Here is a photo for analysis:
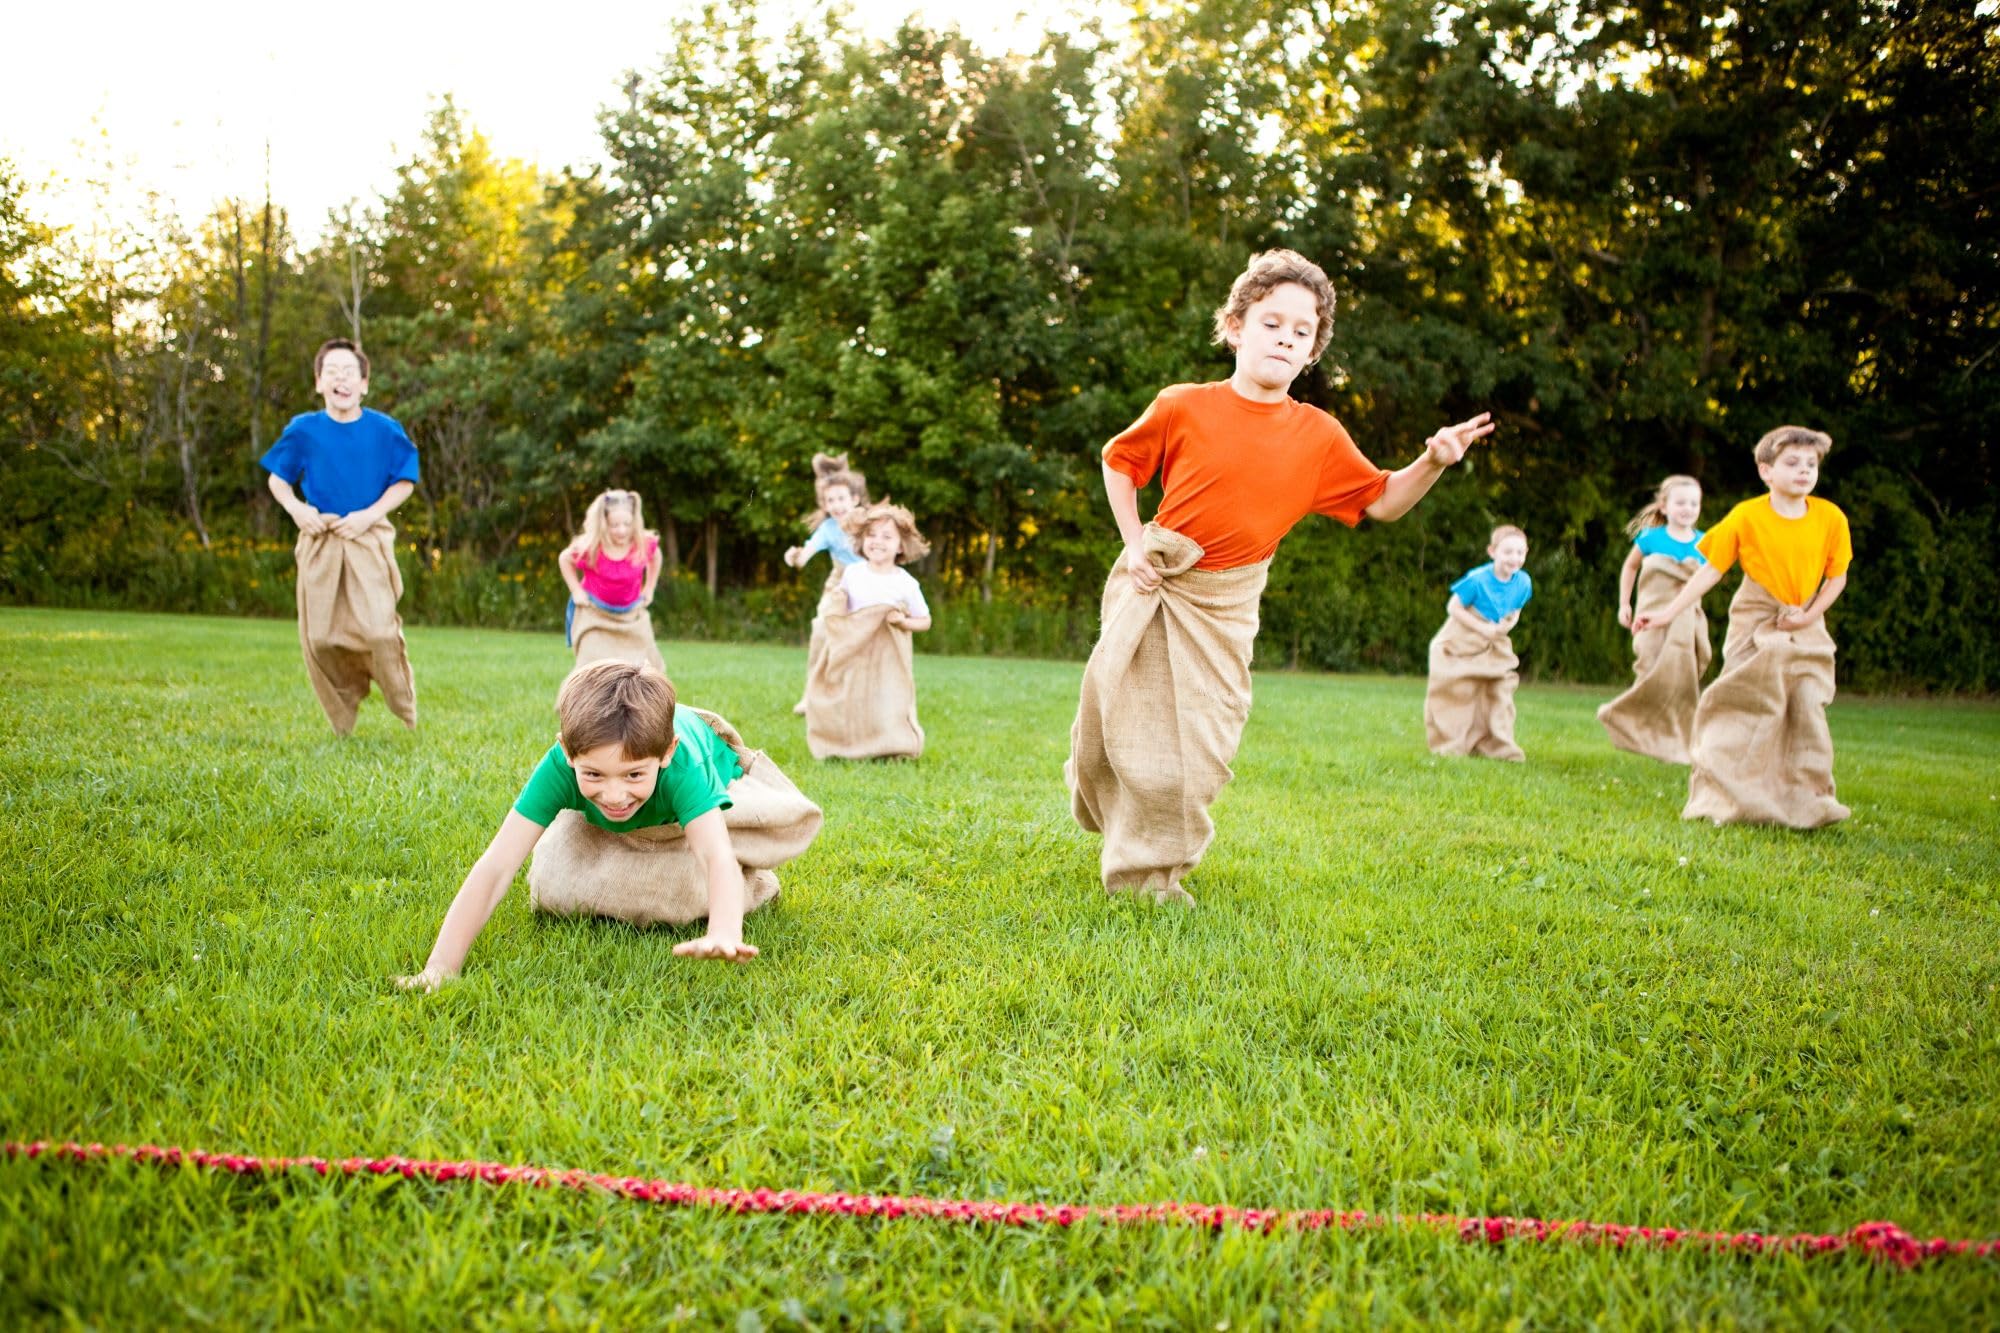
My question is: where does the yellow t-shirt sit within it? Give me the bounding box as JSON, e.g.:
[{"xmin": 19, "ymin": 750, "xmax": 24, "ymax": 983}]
[{"xmin": 1697, "ymin": 495, "xmax": 1853, "ymax": 607}]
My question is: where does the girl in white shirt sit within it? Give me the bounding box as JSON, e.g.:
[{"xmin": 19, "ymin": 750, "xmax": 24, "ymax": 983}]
[{"xmin": 838, "ymin": 502, "xmax": 932, "ymax": 631}]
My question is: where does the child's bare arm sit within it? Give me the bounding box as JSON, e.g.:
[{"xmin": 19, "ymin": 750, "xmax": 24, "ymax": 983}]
[
  {"xmin": 396, "ymin": 811, "xmax": 546, "ymax": 992},
  {"xmin": 1617, "ymin": 547, "xmax": 1643, "ymax": 627},
  {"xmin": 557, "ymin": 545, "xmax": 589, "ymax": 604},
  {"xmin": 267, "ymin": 474, "xmax": 330, "ymax": 535},
  {"xmin": 641, "ymin": 544, "xmax": 663, "ymax": 605},
  {"xmin": 1101, "ymin": 463, "xmax": 1160, "ymax": 591},
  {"xmin": 1777, "ymin": 573, "xmax": 1848, "ymax": 631},
  {"xmin": 331, "ymin": 480, "xmax": 415, "ymax": 540},
  {"xmin": 893, "ymin": 608, "xmax": 933, "ymax": 632},
  {"xmin": 1366, "ymin": 414, "xmax": 1496, "ymax": 521},
  {"xmin": 1632, "ymin": 563, "xmax": 1723, "ymax": 632},
  {"xmin": 673, "ymin": 810, "xmax": 759, "ymax": 962}
]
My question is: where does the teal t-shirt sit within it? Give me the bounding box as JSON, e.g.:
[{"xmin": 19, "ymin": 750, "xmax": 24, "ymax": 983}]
[
  {"xmin": 513, "ymin": 710, "xmax": 743, "ymax": 832},
  {"xmin": 1450, "ymin": 563, "xmax": 1534, "ymax": 624},
  {"xmin": 1633, "ymin": 525, "xmax": 1706, "ymax": 563}
]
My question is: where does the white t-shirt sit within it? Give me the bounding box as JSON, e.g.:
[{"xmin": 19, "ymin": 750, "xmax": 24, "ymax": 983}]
[{"xmin": 841, "ymin": 562, "xmax": 929, "ymax": 617}]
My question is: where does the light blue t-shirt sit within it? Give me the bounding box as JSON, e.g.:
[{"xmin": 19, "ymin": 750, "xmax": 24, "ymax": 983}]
[
  {"xmin": 800, "ymin": 516, "xmax": 862, "ymax": 566},
  {"xmin": 1451, "ymin": 563, "xmax": 1533, "ymax": 624},
  {"xmin": 259, "ymin": 409, "xmax": 420, "ymax": 517},
  {"xmin": 1632, "ymin": 525, "xmax": 1707, "ymax": 563}
]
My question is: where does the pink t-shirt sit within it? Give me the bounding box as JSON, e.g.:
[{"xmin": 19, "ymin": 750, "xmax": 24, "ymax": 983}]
[{"xmin": 577, "ymin": 537, "xmax": 657, "ymax": 605}]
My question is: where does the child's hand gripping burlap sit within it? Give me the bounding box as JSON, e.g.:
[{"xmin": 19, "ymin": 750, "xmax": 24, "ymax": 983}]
[
  {"xmin": 1597, "ymin": 553, "xmax": 1713, "ymax": 764},
  {"xmin": 526, "ymin": 709, "xmax": 824, "ymax": 926},
  {"xmin": 1065, "ymin": 523, "xmax": 1270, "ymax": 905}
]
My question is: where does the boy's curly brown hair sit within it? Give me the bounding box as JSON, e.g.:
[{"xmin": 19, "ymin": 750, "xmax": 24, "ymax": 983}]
[{"xmin": 1211, "ymin": 249, "xmax": 1337, "ymax": 363}]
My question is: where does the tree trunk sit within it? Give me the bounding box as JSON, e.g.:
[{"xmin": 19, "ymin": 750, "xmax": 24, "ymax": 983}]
[
  {"xmin": 663, "ymin": 513, "xmax": 680, "ymax": 571},
  {"xmin": 981, "ymin": 528, "xmax": 997, "ymax": 603},
  {"xmin": 704, "ymin": 516, "xmax": 719, "ymax": 596}
]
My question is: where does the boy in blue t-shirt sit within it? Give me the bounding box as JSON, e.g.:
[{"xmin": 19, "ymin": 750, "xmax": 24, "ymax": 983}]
[
  {"xmin": 1426, "ymin": 524, "xmax": 1533, "ymax": 760},
  {"xmin": 259, "ymin": 338, "xmax": 422, "ymax": 734},
  {"xmin": 398, "ymin": 662, "xmax": 822, "ymax": 989}
]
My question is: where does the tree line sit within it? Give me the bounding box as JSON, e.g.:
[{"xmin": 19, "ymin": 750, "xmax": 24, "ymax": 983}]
[{"xmin": 3, "ymin": 0, "xmax": 1995, "ymax": 689}]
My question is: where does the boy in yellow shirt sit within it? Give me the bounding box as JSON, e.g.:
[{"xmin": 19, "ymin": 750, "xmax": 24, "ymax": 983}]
[{"xmin": 1635, "ymin": 426, "xmax": 1853, "ymax": 827}]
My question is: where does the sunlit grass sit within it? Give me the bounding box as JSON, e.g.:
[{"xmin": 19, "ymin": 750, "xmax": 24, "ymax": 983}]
[{"xmin": 1, "ymin": 607, "xmax": 1995, "ymax": 1326}]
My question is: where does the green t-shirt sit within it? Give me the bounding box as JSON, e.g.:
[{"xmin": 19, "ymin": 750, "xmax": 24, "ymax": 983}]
[{"xmin": 513, "ymin": 710, "xmax": 743, "ymax": 832}]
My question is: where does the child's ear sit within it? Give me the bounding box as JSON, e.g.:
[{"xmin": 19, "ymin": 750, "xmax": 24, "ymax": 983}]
[{"xmin": 1221, "ymin": 315, "xmax": 1243, "ymax": 349}]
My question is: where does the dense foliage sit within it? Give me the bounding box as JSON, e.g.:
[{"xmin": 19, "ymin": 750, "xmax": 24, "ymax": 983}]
[{"xmin": 3, "ymin": 0, "xmax": 1994, "ymax": 688}]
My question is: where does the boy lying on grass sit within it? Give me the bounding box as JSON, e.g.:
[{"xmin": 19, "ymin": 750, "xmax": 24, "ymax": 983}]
[{"xmin": 397, "ymin": 662, "xmax": 808, "ymax": 990}]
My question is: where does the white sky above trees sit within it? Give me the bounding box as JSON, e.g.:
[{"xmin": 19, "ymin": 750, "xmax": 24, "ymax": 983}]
[{"xmin": 3, "ymin": 0, "xmax": 1111, "ymax": 246}]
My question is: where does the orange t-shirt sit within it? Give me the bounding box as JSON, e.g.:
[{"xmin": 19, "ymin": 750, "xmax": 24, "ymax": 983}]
[
  {"xmin": 1697, "ymin": 495, "xmax": 1853, "ymax": 607},
  {"xmin": 1101, "ymin": 381, "xmax": 1390, "ymax": 570}
]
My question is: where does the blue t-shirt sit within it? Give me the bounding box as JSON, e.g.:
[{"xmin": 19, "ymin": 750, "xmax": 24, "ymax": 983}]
[
  {"xmin": 1632, "ymin": 525, "xmax": 1707, "ymax": 563},
  {"xmin": 800, "ymin": 516, "xmax": 862, "ymax": 566},
  {"xmin": 259, "ymin": 409, "xmax": 420, "ymax": 517},
  {"xmin": 1451, "ymin": 563, "xmax": 1534, "ymax": 624}
]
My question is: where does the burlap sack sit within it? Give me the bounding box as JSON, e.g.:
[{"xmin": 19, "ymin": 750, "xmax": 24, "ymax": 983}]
[
  {"xmin": 293, "ymin": 521, "xmax": 417, "ymax": 734},
  {"xmin": 1424, "ymin": 617, "xmax": 1523, "ymax": 761},
  {"xmin": 1065, "ymin": 524, "xmax": 1269, "ymax": 904},
  {"xmin": 1597, "ymin": 554, "xmax": 1713, "ymax": 764},
  {"xmin": 1683, "ymin": 579, "xmax": 1849, "ymax": 828},
  {"xmin": 570, "ymin": 601, "xmax": 665, "ymax": 673},
  {"xmin": 805, "ymin": 597, "xmax": 925, "ymax": 761},
  {"xmin": 795, "ymin": 570, "xmax": 845, "ymax": 715},
  {"xmin": 526, "ymin": 709, "xmax": 824, "ymax": 926}
]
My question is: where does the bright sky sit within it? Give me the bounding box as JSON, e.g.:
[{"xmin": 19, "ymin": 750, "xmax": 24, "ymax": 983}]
[{"xmin": 3, "ymin": 0, "xmax": 1115, "ymax": 247}]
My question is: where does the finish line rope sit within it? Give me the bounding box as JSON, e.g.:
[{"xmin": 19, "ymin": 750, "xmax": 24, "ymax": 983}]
[{"xmin": 8, "ymin": 1140, "xmax": 1996, "ymax": 1269}]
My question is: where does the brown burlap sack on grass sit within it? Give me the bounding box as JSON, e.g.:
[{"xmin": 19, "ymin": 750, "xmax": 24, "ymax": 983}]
[
  {"xmin": 1683, "ymin": 579, "xmax": 1849, "ymax": 829},
  {"xmin": 794, "ymin": 571, "xmax": 846, "ymax": 715},
  {"xmin": 294, "ymin": 522, "xmax": 417, "ymax": 735},
  {"xmin": 571, "ymin": 602, "xmax": 665, "ymax": 673},
  {"xmin": 1065, "ymin": 523, "xmax": 1269, "ymax": 905},
  {"xmin": 805, "ymin": 601, "xmax": 924, "ymax": 760},
  {"xmin": 527, "ymin": 709, "xmax": 824, "ymax": 926},
  {"xmin": 1597, "ymin": 554, "xmax": 1712, "ymax": 765},
  {"xmin": 1424, "ymin": 617, "xmax": 1523, "ymax": 761}
]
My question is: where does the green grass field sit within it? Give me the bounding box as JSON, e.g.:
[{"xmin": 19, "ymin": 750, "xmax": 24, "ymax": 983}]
[{"xmin": 2, "ymin": 606, "xmax": 1996, "ymax": 1327}]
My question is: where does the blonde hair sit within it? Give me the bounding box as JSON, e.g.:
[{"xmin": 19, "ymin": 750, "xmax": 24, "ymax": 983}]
[
  {"xmin": 804, "ymin": 452, "xmax": 868, "ymax": 529},
  {"xmin": 1624, "ymin": 475, "xmax": 1702, "ymax": 537},
  {"xmin": 1488, "ymin": 524, "xmax": 1528, "ymax": 550},
  {"xmin": 556, "ymin": 660, "xmax": 677, "ymax": 759},
  {"xmin": 1212, "ymin": 249, "xmax": 1337, "ymax": 363},
  {"xmin": 841, "ymin": 500, "xmax": 931, "ymax": 564},
  {"xmin": 572, "ymin": 490, "xmax": 656, "ymax": 567},
  {"xmin": 1754, "ymin": 425, "xmax": 1833, "ymax": 466}
]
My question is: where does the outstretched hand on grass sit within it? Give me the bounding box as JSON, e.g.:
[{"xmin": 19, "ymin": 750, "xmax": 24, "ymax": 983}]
[
  {"xmin": 394, "ymin": 966, "xmax": 452, "ymax": 994},
  {"xmin": 1423, "ymin": 413, "xmax": 1496, "ymax": 467},
  {"xmin": 673, "ymin": 935, "xmax": 760, "ymax": 962}
]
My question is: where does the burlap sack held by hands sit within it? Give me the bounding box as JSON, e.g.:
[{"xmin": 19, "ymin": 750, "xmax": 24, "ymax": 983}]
[
  {"xmin": 1683, "ymin": 579, "xmax": 1849, "ymax": 829},
  {"xmin": 805, "ymin": 600, "xmax": 925, "ymax": 760},
  {"xmin": 1065, "ymin": 524, "xmax": 1269, "ymax": 904},
  {"xmin": 526, "ymin": 709, "xmax": 824, "ymax": 927},
  {"xmin": 1597, "ymin": 554, "xmax": 1712, "ymax": 764},
  {"xmin": 570, "ymin": 602, "xmax": 665, "ymax": 673},
  {"xmin": 294, "ymin": 521, "xmax": 417, "ymax": 734},
  {"xmin": 1424, "ymin": 617, "xmax": 1523, "ymax": 761}
]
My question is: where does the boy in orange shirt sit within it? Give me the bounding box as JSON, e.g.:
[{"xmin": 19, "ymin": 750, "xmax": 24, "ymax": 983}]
[
  {"xmin": 1066, "ymin": 249, "xmax": 1495, "ymax": 903},
  {"xmin": 1635, "ymin": 426, "xmax": 1853, "ymax": 827}
]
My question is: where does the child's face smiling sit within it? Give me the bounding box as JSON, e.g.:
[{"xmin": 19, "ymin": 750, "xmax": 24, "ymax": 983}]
[
  {"xmin": 1227, "ymin": 282, "xmax": 1320, "ymax": 399},
  {"xmin": 861, "ymin": 518, "xmax": 900, "ymax": 567},
  {"xmin": 604, "ymin": 508, "xmax": 635, "ymax": 547},
  {"xmin": 823, "ymin": 485, "xmax": 856, "ymax": 520},
  {"xmin": 567, "ymin": 739, "xmax": 672, "ymax": 822},
  {"xmin": 1759, "ymin": 446, "xmax": 1820, "ymax": 502},
  {"xmin": 1664, "ymin": 483, "xmax": 1702, "ymax": 531},
  {"xmin": 315, "ymin": 349, "xmax": 368, "ymax": 422},
  {"xmin": 1490, "ymin": 535, "xmax": 1529, "ymax": 578}
]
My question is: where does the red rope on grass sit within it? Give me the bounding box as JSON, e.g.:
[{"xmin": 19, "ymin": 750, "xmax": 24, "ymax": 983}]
[{"xmin": 8, "ymin": 1140, "xmax": 1996, "ymax": 1269}]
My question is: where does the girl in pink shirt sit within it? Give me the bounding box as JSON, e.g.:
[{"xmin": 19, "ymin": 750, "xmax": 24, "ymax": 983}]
[{"xmin": 559, "ymin": 490, "xmax": 664, "ymax": 662}]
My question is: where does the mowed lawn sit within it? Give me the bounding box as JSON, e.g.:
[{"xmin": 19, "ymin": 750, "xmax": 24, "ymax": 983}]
[{"xmin": 1, "ymin": 606, "xmax": 1996, "ymax": 1327}]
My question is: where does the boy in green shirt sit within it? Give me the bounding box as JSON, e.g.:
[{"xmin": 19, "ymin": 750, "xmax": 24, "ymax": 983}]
[{"xmin": 398, "ymin": 662, "xmax": 819, "ymax": 988}]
